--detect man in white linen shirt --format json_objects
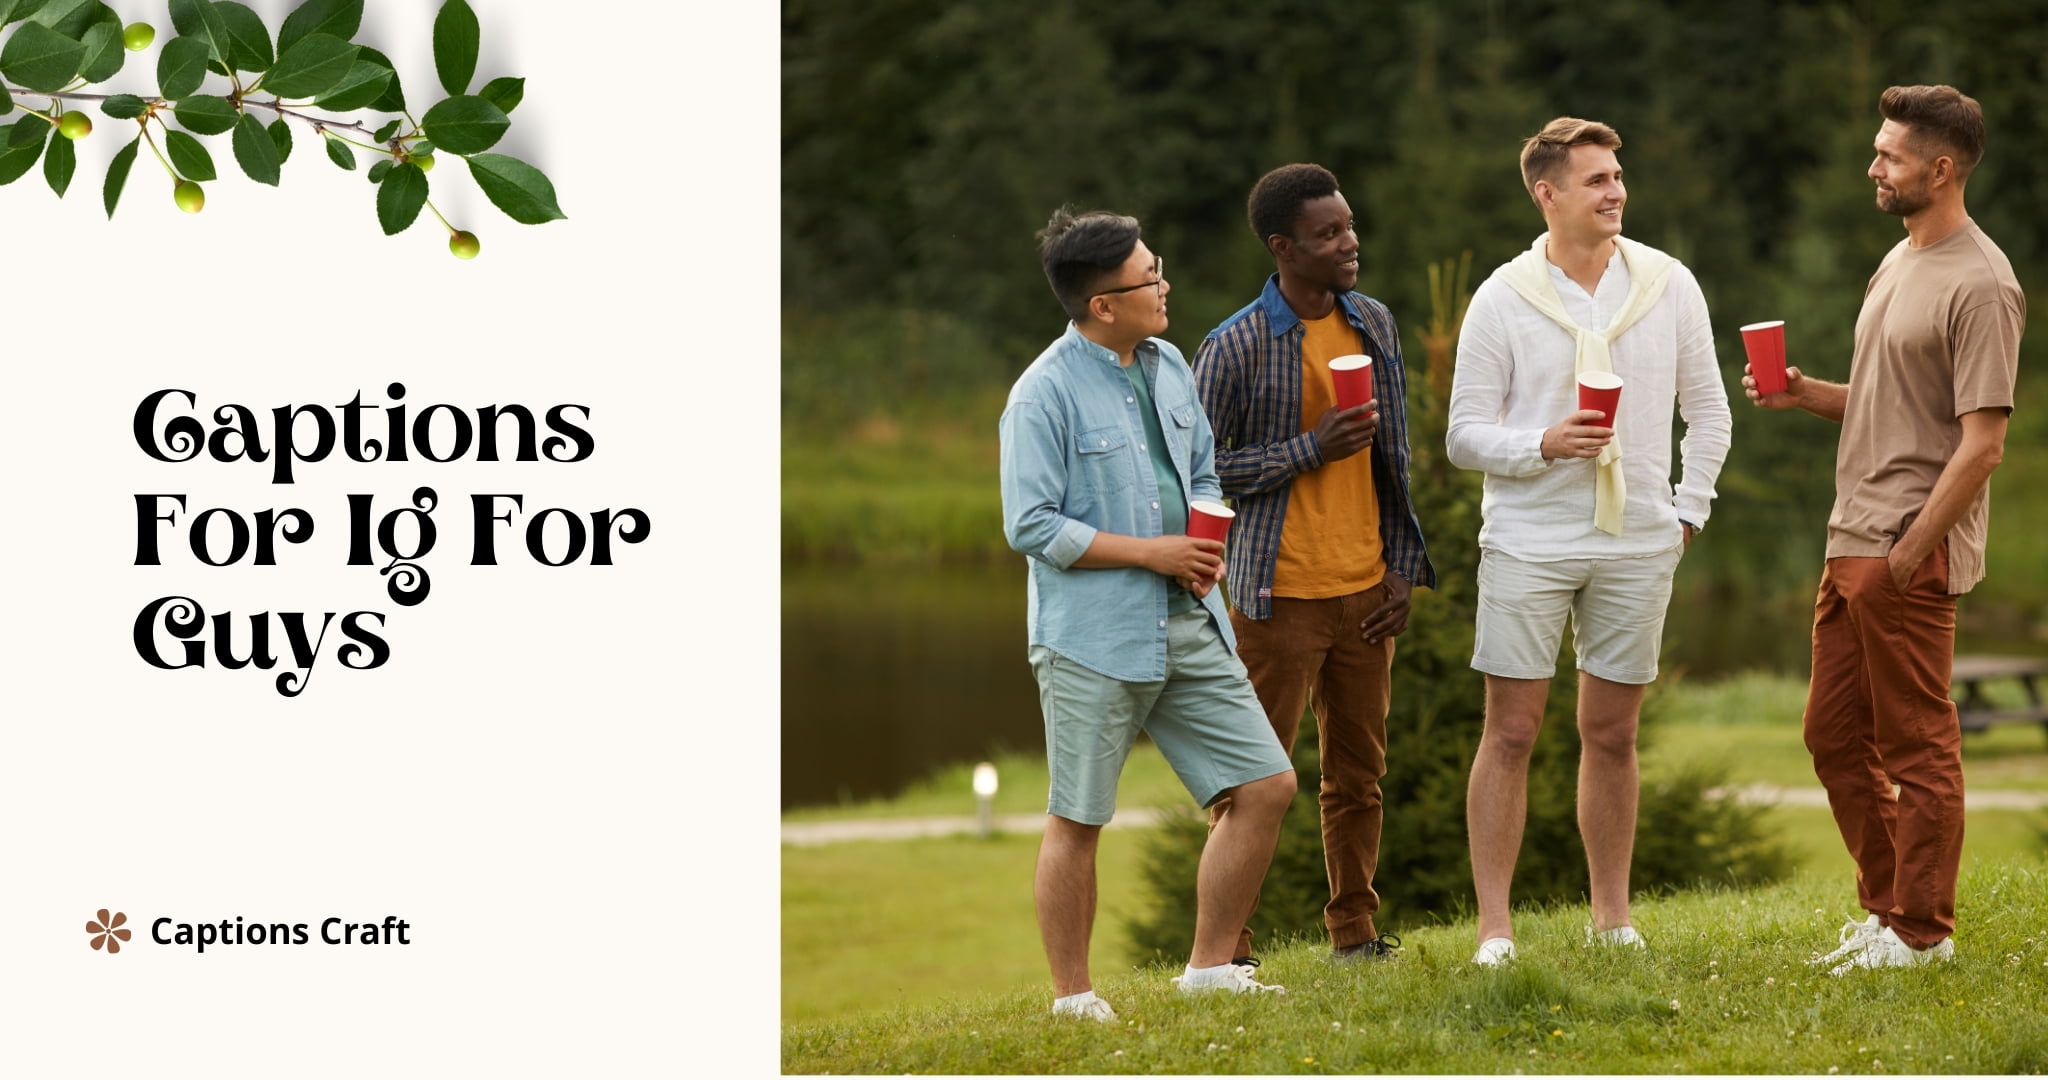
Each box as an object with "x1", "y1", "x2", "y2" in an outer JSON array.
[{"x1": 1445, "y1": 117, "x2": 1731, "y2": 966}]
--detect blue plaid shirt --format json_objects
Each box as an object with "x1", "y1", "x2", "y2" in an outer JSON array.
[{"x1": 1193, "y1": 275, "x2": 1436, "y2": 619}]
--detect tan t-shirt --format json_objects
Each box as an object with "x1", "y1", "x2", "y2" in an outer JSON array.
[
  {"x1": 1828, "y1": 221, "x2": 2025, "y2": 593},
  {"x1": 1272, "y1": 308, "x2": 1385, "y2": 597}
]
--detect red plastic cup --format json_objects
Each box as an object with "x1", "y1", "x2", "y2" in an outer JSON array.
[
  {"x1": 1740, "y1": 320, "x2": 1788, "y2": 396},
  {"x1": 1188, "y1": 500, "x2": 1234, "y2": 545},
  {"x1": 1330, "y1": 354, "x2": 1375, "y2": 411},
  {"x1": 1577, "y1": 371, "x2": 1623, "y2": 429}
]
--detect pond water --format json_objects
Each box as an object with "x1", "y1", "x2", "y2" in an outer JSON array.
[{"x1": 780, "y1": 560, "x2": 2038, "y2": 809}]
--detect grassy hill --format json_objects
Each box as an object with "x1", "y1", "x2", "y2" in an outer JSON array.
[{"x1": 783, "y1": 862, "x2": 2048, "y2": 1074}]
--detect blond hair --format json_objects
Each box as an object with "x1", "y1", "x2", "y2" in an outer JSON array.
[{"x1": 1519, "y1": 117, "x2": 1622, "y2": 208}]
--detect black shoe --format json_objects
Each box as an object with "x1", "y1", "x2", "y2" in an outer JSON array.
[
  {"x1": 1332, "y1": 933, "x2": 1402, "y2": 963},
  {"x1": 1230, "y1": 955, "x2": 1260, "y2": 968}
]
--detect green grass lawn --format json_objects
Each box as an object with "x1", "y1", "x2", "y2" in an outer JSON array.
[
  {"x1": 784, "y1": 673, "x2": 2048, "y2": 1030},
  {"x1": 783, "y1": 863, "x2": 2048, "y2": 1074}
]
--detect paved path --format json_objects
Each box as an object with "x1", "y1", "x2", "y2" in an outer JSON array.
[{"x1": 782, "y1": 786, "x2": 2048, "y2": 846}]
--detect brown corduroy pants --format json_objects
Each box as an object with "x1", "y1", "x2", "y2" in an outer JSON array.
[
  {"x1": 1802, "y1": 542, "x2": 1964, "y2": 950},
  {"x1": 1211, "y1": 592, "x2": 1394, "y2": 954}
]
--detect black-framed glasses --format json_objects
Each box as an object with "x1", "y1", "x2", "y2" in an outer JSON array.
[{"x1": 1092, "y1": 256, "x2": 1165, "y2": 298}]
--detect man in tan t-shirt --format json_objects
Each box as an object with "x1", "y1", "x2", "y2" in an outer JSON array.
[{"x1": 1745, "y1": 84, "x2": 2024, "y2": 975}]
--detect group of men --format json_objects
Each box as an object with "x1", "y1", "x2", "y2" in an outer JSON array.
[{"x1": 997, "y1": 85, "x2": 2024, "y2": 1020}]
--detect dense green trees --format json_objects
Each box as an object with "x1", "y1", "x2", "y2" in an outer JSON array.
[{"x1": 785, "y1": 1, "x2": 2045, "y2": 591}]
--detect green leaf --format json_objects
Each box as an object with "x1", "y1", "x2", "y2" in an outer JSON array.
[
  {"x1": 276, "y1": 0, "x2": 359, "y2": 56},
  {"x1": 214, "y1": 2, "x2": 271, "y2": 72},
  {"x1": 157, "y1": 36, "x2": 212, "y2": 98},
  {"x1": 263, "y1": 32, "x2": 356, "y2": 98},
  {"x1": 165, "y1": 129, "x2": 215, "y2": 181},
  {"x1": 366, "y1": 156, "x2": 390, "y2": 182},
  {"x1": 267, "y1": 115, "x2": 290, "y2": 165},
  {"x1": 42, "y1": 126, "x2": 72, "y2": 194},
  {"x1": 166, "y1": 0, "x2": 198, "y2": 33},
  {"x1": 103, "y1": 131, "x2": 137, "y2": 216},
  {"x1": 466, "y1": 152, "x2": 565, "y2": 224},
  {"x1": 310, "y1": 59, "x2": 391, "y2": 112},
  {"x1": 323, "y1": 133, "x2": 354, "y2": 170},
  {"x1": 169, "y1": 0, "x2": 233, "y2": 67},
  {"x1": 478, "y1": 75, "x2": 523, "y2": 115},
  {"x1": 0, "y1": 21, "x2": 86, "y2": 92},
  {"x1": 376, "y1": 160, "x2": 427, "y2": 234},
  {"x1": 0, "y1": 123, "x2": 48, "y2": 185},
  {"x1": 8, "y1": 115, "x2": 46, "y2": 145},
  {"x1": 358, "y1": 45, "x2": 404, "y2": 112},
  {"x1": 101, "y1": 93, "x2": 145, "y2": 119},
  {"x1": 26, "y1": 0, "x2": 89, "y2": 32},
  {"x1": 75, "y1": 14, "x2": 122, "y2": 82},
  {"x1": 421, "y1": 95, "x2": 507, "y2": 154},
  {"x1": 0, "y1": 84, "x2": 11, "y2": 120},
  {"x1": 432, "y1": 0, "x2": 478, "y2": 97},
  {"x1": 409, "y1": 138, "x2": 434, "y2": 155},
  {"x1": 173, "y1": 94, "x2": 238, "y2": 135},
  {"x1": 372, "y1": 118, "x2": 400, "y2": 142},
  {"x1": 232, "y1": 111, "x2": 279, "y2": 184}
]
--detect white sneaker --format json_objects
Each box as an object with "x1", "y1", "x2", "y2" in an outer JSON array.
[
  {"x1": 1050, "y1": 993, "x2": 1117, "y2": 1021},
  {"x1": 1472, "y1": 937, "x2": 1517, "y2": 966},
  {"x1": 1810, "y1": 914, "x2": 1884, "y2": 967},
  {"x1": 1172, "y1": 963, "x2": 1286, "y2": 995},
  {"x1": 1828, "y1": 926, "x2": 1953, "y2": 976},
  {"x1": 1588, "y1": 924, "x2": 1646, "y2": 949}
]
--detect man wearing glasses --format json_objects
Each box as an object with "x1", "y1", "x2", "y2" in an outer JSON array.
[
  {"x1": 1194, "y1": 163, "x2": 1435, "y2": 966},
  {"x1": 1001, "y1": 207, "x2": 1296, "y2": 1020}
]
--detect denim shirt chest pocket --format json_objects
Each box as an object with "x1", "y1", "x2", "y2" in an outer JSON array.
[
  {"x1": 1074, "y1": 424, "x2": 1134, "y2": 499},
  {"x1": 1165, "y1": 403, "x2": 1198, "y2": 475}
]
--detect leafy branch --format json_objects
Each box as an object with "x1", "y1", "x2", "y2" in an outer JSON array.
[{"x1": 0, "y1": 0, "x2": 565, "y2": 258}]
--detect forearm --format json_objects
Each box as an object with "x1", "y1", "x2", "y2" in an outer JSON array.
[
  {"x1": 1795, "y1": 377, "x2": 1850, "y2": 423},
  {"x1": 1072, "y1": 532, "x2": 1162, "y2": 573},
  {"x1": 1894, "y1": 419, "x2": 2007, "y2": 566},
  {"x1": 1213, "y1": 434, "x2": 1325, "y2": 496}
]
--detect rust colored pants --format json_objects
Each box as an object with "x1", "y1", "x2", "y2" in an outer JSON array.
[
  {"x1": 1212, "y1": 592, "x2": 1394, "y2": 953},
  {"x1": 1802, "y1": 543, "x2": 1963, "y2": 950}
]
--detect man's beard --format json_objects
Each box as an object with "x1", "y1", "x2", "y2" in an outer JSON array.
[{"x1": 1877, "y1": 184, "x2": 1930, "y2": 217}]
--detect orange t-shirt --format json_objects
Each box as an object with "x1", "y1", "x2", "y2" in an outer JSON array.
[{"x1": 1272, "y1": 308, "x2": 1385, "y2": 597}]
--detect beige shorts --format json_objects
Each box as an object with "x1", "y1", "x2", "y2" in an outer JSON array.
[{"x1": 1471, "y1": 545, "x2": 1684, "y2": 685}]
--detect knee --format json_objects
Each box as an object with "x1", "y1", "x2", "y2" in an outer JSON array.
[
  {"x1": 1578, "y1": 718, "x2": 1639, "y2": 761},
  {"x1": 1481, "y1": 714, "x2": 1543, "y2": 762},
  {"x1": 1229, "y1": 770, "x2": 1297, "y2": 817}
]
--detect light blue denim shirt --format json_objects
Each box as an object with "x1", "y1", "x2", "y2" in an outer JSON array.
[{"x1": 1000, "y1": 323, "x2": 1232, "y2": 682}]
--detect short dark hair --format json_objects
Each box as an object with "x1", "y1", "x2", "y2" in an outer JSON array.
[
  {"x1": 1520, "y1": 117, "x2": 1622, "y2": 207},
  {"x1": 1879, "y1": 84, "x2": 1986, "y2": 182},
  {"x1": 1038, "y1": 206, "x2": 1141, "y2": 321},
  {"x1": 1247, "y1": 163, "x2": 1339, "y2": 248}
]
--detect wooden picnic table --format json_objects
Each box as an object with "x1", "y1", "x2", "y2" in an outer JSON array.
[{"x1": 1951, "y1": 654, "x2": 2048, "y2": 741}]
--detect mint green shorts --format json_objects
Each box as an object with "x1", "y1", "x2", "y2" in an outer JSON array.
[{"x1": 1029, "y1": 609, "x2": 1292, "y2": 826}]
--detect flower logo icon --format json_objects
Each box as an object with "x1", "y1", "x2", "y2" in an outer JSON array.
[{"x1": 87, "y1": 910, "x2": 132, "y2": 953}]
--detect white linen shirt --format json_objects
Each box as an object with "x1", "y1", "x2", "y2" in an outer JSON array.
[{"x1": 1446, "y1": 245, "x2": 1731, "y2": 561}]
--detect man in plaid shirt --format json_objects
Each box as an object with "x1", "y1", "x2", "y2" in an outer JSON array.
[{"x1": 1194, "y1": 163, "x2": 1435, "y2": 965}]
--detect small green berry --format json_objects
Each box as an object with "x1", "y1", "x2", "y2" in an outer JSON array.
[
  {"x1": 58, "y1": 112, "x2": 92, "y2": 140},
  {"x1": 174, "y1": 180, "x2": 205, "y2": 214},
  {"x1": 414, "y1": 154, "x2": 436, "y2": 173},
  {"x1": 449, "y1": 231, "x2": 480, "y2": 259},
  {"x1": 123, "y1": 22, "x2": 155, "y2": 51}
]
